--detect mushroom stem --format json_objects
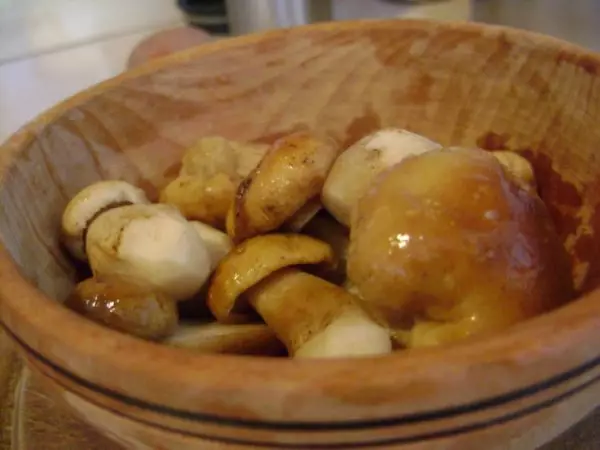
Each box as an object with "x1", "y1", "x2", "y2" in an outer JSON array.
[{"x1": 246, "y1": 268, "x2": 391, "y2": 358}]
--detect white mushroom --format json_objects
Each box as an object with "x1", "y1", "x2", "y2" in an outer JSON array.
[
  {"x1": 85, "y1": 204, "x2": 211, "y2": 301},
  {"x1": 190, "y1": 221, "x2": 233, "y2": 270},
  {"x1": 322, "y1": 128, "x2": 441, "y2": 226},
  {"x1": 61, "y1": 180, "x2": 150, "y2": 260}
]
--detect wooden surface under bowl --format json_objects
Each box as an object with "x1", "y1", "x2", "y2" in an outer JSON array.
[{"x1": 1, "y1": 18, "x2": 600, "y2": 449}]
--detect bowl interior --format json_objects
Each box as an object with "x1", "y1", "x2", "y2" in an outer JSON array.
[{"x1": 1, "y1": 19, "x2": 600, "y2": 424}]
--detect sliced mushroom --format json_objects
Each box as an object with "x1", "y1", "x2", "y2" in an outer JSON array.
[
  {"x1": 245, "y1": 269, "x2": 392, "y2": 358},
  {"x1": 61, "y1": 180, "x2": 150, "y2": 260},
  {"x1": 159, "y1": 174, "x2": 236, "y2": 229},
  {"x1": 165, "y1": 322, "x2": 285, "y2": 356},
  {"x1": 190, "y1": 221, "x2": 233, "y2": 270},
  {"x1": 86, "y1": 204, "x2": 211, "y2": 301},
  {"x1": 208, "y1": 234, "x2": 333, "y2": 323},
  {"x1": 226, "y1": 132, "x2": 340, "y2": 243},
  {"x1": 322, "y1": 128, "x2": 441, "y2": 227},
  {"x1": 65, "y1": 277, "x2": 178, "y2": 340},
  {"x1": 491, "y1": 150, "x2": 537, "y2": 192}
]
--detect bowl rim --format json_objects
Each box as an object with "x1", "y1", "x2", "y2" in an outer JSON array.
[{"x1": 1, "y1": 17, "x2": 600, "y2": 429}]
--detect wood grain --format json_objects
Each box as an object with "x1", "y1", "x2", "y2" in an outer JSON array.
[{"x1": 1, "y1": 18, "x2": 600, "y2": 449}]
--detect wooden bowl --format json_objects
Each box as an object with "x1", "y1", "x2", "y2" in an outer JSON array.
[{"x1": 1, "y1": 19, "x2": 600, "y2": 450}]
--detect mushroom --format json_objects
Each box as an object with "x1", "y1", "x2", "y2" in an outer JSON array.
[
  {"x1": 322, "y1": 128, "x2": 441, "y2": 226},
  {"x1": 302, "y1": 211, "x2": 349, "y2": 285},
  {"x1": 180, "y1": 136, "x2": 269, "y2": 179},
  {"x1": 284, "y1": 197, "x2": 323, "y2": 232},
  {"x1": 347, "y1": 147, "x2": 574, "y2": 348},
  {"x1": 208, "y1": 234, "x2": 334, "y2": 323},
  {"x1": 226, "y1": 132, "x2": 340, "y2": 243},
  {"x1": 207, "y1": 234, "x2": 391, "y2": 358},
  {"x1": 247, "y1": 269, "x2": 391, "y2": 358},
  {"x1": 159, "y1": 174, "x2": 236, "y2": 229},
  {"x1": 86, "y1": 204, "x2": 211, "y2": 301},
  {"x1": 61, "y1": 180, "x2": 150, "y2": 261},
  {"x1": 491, "y1": 150, "x2": 537, "y2": 192},
  {"x1": 165, "y1": 322, "x2": 285, "y2": 356},
  {"x1": 160, "y1": 137, "x2": 269, "y2": 229},
  {"x1": 65, "y1": 277, "x2": 178, "y2": 340},
  {"x1": 190, "y1": 221, "x2": 233, "y2": 270}
]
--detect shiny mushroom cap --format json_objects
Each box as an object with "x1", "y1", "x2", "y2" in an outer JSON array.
[
  {"x1": 347, "y1": 147, "x2": 573, "y2": 348},
  {"x1": 226, "y1": 132, "x2": 340, "y2": 243}
]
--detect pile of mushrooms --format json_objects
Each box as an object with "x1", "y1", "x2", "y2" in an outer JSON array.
[{"x1": 61, "y1": 127, "x2": 573, "y2": 358}]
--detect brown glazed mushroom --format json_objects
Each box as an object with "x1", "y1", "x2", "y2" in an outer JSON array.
[
  {"x1": 246, "y1": 269, "x2": 391, "y2": 358},
  {"x1": 207, "y1": 234, "x2": 391, "y2": 358},
  {"x1": 226, "y1": 132, "x2": 340, "y2": 243},
  {"x1": 160, "y1": 137, "x2": 269, "y2": 229},
  {"x1": 66, "y1": 278, "x2": 178, "y2": 340},
  {"x1": 207, "y1": 234, "x2": 334, "y2": 323},
  {"x1": 159, "y1": 174, "x2": 236, "y2": 229},
  {"x1": 347, "y1": 147, "x2": 574, "y2": 348}
]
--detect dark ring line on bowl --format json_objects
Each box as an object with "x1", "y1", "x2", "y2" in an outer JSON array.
[{"x1": 4, "y1": 322, "x2": 600, "y2": 448}]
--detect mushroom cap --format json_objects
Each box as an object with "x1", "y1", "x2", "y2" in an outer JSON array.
[
  {"x1": 226, "y1": 132, "x2": 340, "y2": 243},
  {"x1": 65, "y1": 277, "x2": 178, "y2": 340},
  {"x1": 322, "y1": 128, "x2": 441, "y2": 226},
  {"x1": 61, "y1": 180, "x2": 150, "y2": 260},
  {"x1": 86, "y1": 204, "x2": 211, "y2": 301},
  {"x1": 190, "y1": 221, "x2": 233, "y2": 270},
  {"x1": 159, "y1": 174, "x2": 236, "y2": 229},
  {"x1": 347, "y1": 147, "x2": 573, "y2": 346},
  {"x1": 207, "y1": 234, "x2": 334, "y2": 323}
]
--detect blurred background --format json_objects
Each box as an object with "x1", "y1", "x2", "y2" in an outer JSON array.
[{"x1": 1, "y1": 0, "x2": 599, "y2": 142}]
